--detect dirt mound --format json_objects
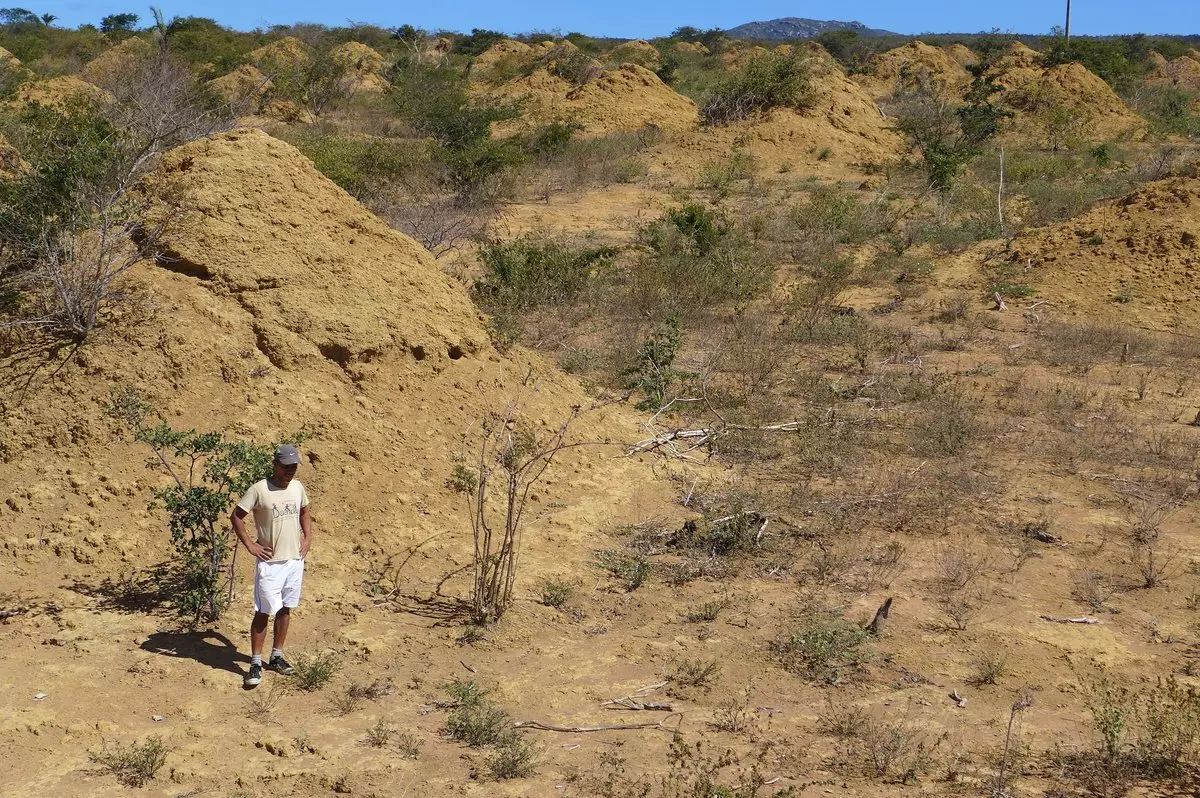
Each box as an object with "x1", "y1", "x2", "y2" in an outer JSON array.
[
  {"x1": 674, "y1": 41, "x2": 709, "y2": 56},
  {"x1": 854, "y1": 41, "x2": 970, "y2": 100},
  {"x1": 156, "y1": 128, "x2": 485, "y2": 370},
  {"x1": 945, "y1": 43, "x2": 976, "y2": 67},
  {"x1": 80, "y1": 36, "x2": 152, "y2": 86},
  {"x1": 608, "y1": 39, "x2": 660, "y2": 68},
  {"x1": 330, "y1": 41, "x2": 390, "y2": 93},
  {"x1": 721, "y1": 45, "x2": 768, "y2": 68},
  {"x1": 995, "y1": 41, "x2": 1042, "y2": 70},
  {"x1": 489, "y1": 62, "x2": 698, "y2": 136},
  {"x1": 1145, "y1": 51, "x2": 1200, "y2": 92},
  {"x1": 249, "y1": 36, "x2": 310, "y2": 72},
  {"x1": 468, "y1": 38, "x2": 556, "y2": 83},
  {"x1": 664, "y1": 48, "x2": 901, "y2": 176},
  {"x1": 0, "y1": 45, "x2": 18, "y2": 64},
  {"x1": 12, "y1": 75, "x2": 106, "y2": 106},
  {"x1": 996, "y1": 173, "x2": 1200, "y2": 327},
  {"x1": 994, "y1": 57, "x2": 1144, "y2": 142},
  {"x1": 206, "y1": 63, "x2": 272, "y2": 104}
]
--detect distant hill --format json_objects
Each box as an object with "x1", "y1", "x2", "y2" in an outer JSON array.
[{"x1": 725, "y1": 18, "x2": 897, "y2": 40}]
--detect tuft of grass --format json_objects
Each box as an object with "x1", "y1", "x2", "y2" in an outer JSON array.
[
  {"x1": 487, "y1": 734, "x2": 538, "y2": 779},
  {"x1": 539, "y1": 579, "x2": 574, "y2": 608},
  {"x1": 669, "y1": 658, "x2": 722, "y2": 690},
  {"x1": 363, "y1": 718, "x2": 395, "y2": 748},
  {"x1": 773, "y1": 606, "x2": 872, "y2": 684},
  {"x1": 593, "y1": 549, "x2": 652, "y2": 590},
  {"x1": 396, "y1": 732, "x2": 423, "y2": 759},
  {"x1": 89, "y1": 736, "x2": 168, "y2": 787},
  {"x1": 294, "y1": 651, "x2": 340, "y2": 691},
  {"x1": 685, "y1": 599, "x2": 728, "y2": 623},
  {"x1": 443, "y1": 680, "x2": 511, "y2": 747},
  {"x1": 969, "y1": 649, "x2": 1008, "y2": 686}
]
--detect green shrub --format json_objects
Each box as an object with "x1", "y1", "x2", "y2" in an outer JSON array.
[
  {"x1": 621, "y1": 317, "x2": 694, "y2": 412},
  {"x1": 912, "y1": 394, "x2": 982, "y2": 456},
  {"x1": 634, "y1": 204, "x2": 774, "y2": 309},
  {"x1": 593, "y1": 549, "x2": 652, "y2": 590},
  {"x1": 443, "y1": 680, "x2": 513, "y2": 748},
  {"x1": 773, "y1": 606, "x2": 871, "y2": 683},
  {"x1": 89, "y1": 736, "x2": 168, "y2": 787},
  {"x1": 294, "y1": 651, "x2": 340, "y2": 691},
  {"x1": 539, "y1": 579, "x2": 574, "y2": 608},
  {"x1": 473, "y1": 236, "x2": 616, "y2": 312},
  {"x1": 669, "y1": 658, "x2": 722, "y2": 689},
  {"x1": 701, "y1": 50, "x2": 815, "y2": 125},
  {"x1": 685, "y1": 600, "x2": 727, "y2": 622},
  {"x1": 103, "y1": 388, "x2": 301, "y2": 625},
  {"x1": 282, "y1": 132, "x2": 425, "y2": 199},
  {"x1": 488, "y1": 734, "x2": 538, "y2": 779}
]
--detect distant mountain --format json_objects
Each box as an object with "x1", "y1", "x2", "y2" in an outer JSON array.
[{"x1": 725, "y1": 18, "x2": 897, "y2": 40}]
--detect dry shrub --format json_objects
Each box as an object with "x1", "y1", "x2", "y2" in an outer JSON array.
[
  {"x1": 912, "y1": 393, "x2": 983, "y2": 457},
  {"x1": 933, "y1": 544, "x2": 992, "y2": 631},
  {"x1": 1035, "y1": 320, "x2": 1153, "y2": 374}
]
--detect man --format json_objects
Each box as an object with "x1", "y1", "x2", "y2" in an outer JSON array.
[{"x1": 231, "y1": 443, "x2": 312, "y2": 689}]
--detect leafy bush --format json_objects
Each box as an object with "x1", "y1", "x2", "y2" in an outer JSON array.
[
  {"x1": 488, "y1": 734, "x2": 538, "y2": 779},
  {"x1": 89, "y1": 736, "x2": 168, "y2": 787},
  {"x1": 593, "y1": 549, "x2": 652, "y2": 590},
  {"x1": 539, "y1": 579, "x2": 574, "y2": 607},
  {"x1": 701, "y1": 51, "x2": 815, "y2": 125},
  {"x1": 772, "y1": 606, "x2": 871, "y2": 684},
  {"x1": 104, "y1": 388, "x2": 302, "y2": 625},
  {"x1": 633, "y1": 204, "x2": 774, "y2": 310},
  {"x1": 441, "y1": 678, "x2": 533, "y2": 775},
  {"x1": 282, "y1": 132, "x2": 426, "y2": 199},
  {"x1": 473, "y1": 236, "x2": 616, "y2": 312},
  {"x1": 621, "y1": 317, "x2": 694, "y2": 412}
]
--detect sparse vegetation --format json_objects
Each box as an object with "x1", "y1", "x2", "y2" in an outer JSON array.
[
  {"x1": 89, "y1": 736, "x2": 168, "y2": 787},
  {"x1": 701, "y1": 50, "x2": 815, "y2": 125},
  {"x1": 294, "y1": 651, "x2": 340, "y2": 691},
  {"x1": 773, "y1": 606, "x2": 872, "y2": 684}
]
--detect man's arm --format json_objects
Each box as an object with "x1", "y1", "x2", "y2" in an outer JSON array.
[
  {"x1": 231, "y1": 506, "x2": 273, "y2": 561},
  {"x1": 298, "y1": 505, "x2": 312, "y2": 559}
]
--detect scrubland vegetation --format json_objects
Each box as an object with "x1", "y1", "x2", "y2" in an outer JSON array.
[{"x1": 2, "y1": 8, "x2": 1200, "y2": 797}]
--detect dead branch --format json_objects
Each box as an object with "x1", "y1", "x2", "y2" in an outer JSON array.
[
  {"x1": 514, "y1": 713, "x2": 683, "y2": 733},
  {"x1": 628, "y1": 420, "x2": 806, "y2": 457},
  {"x1": 951, "y1": 689, "x2": 968, "y2": 708},
  {"x1": 604, "y1": 698, "x2": 675, "y2": 711},
  {"x1": 603, "y1": 681, "x2": 672, "y2": 711},
  {"x1": 1040, "y1": 615, "x2": 1099, "y2": 624},
  {"x1": 867, "y1": 597, "x2": 893, "y2": 636}
]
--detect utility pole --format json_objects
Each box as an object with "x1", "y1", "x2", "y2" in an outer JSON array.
[{"x1": 1065, "y1": 0, "x2": 1072, "y2": 44}]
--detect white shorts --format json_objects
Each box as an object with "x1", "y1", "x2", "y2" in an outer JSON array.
[{"x1": 254, "y1": 559, "x2": 305, "y2": 615}]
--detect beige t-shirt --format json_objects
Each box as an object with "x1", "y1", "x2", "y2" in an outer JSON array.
[{"x1": 236, "y1": 479, "x2": 310, "y2": 562}]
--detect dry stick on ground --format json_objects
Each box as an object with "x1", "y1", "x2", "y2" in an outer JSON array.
[
  {"x1": 604, "y1": 681, "x2": 673, "y2": 711},
  {"x1": 1040, "y1": 615, "x2": 1099, "y2": 624},
  {"x1": 628, "y1": 420, "x2": 807, "y2": 457},
  {"x1": 514, "y1": 713, "x2": 683, "y2": 733}
]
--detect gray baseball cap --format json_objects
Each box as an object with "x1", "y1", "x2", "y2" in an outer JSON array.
[{"x1": 274, "y1": 444, "x2": 301, "y2": 465}]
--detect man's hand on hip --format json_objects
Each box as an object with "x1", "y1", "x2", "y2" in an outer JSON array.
[{"x1": 247, "y1": 541, "x2": 273, "y2": 561}]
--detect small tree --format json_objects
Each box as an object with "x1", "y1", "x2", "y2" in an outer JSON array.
[
  {"x1": 104, "y1": 387, "x2": 303, "y2": 626},
  {"x1": 450, "y1": 400, "x2": 590, "y2": 623},
  {"x1": 99, "y1": 12, "x2": 139, "y2": 35}
]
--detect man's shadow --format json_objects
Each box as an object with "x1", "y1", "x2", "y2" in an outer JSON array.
[{"x1": 140, "y1": 630, "x2": 250, "y2": 679}]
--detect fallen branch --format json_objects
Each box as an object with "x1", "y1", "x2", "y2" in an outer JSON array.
[
  {"x1": 515, "y1": 713, "x2": 683, "y2": 733},
  {"x1": 1040, "y1": 615, "x2": 1098, "y2": 625},
  {"x1": 603, "y1": 681, "x2": 673, "y2": 711},
  {"x1": 0, "y1": 608, "x2": 27, "y2": 620},
  {"x1": 628, "y1": 420, "x2": 806, "y2": 456}
]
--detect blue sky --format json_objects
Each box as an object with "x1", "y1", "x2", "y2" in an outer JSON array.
[{"x1": 51, "y1": 0, "x2": 1199, "y2": 37}]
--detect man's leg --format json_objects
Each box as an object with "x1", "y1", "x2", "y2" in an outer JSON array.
[
  {"x1": 272, "y1": 607, "x2": 290, "y2": 651},
  {"x1": 250, "y1": 612, "x2": 269, "y2": 656}
]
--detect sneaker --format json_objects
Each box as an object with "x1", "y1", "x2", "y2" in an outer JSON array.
[
  {"x1": 244, "y1": 663, "x2": 262, "y2": 688},
  {"x1": 267, "y1": 655, "x2": 295, "y2": 676}
]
